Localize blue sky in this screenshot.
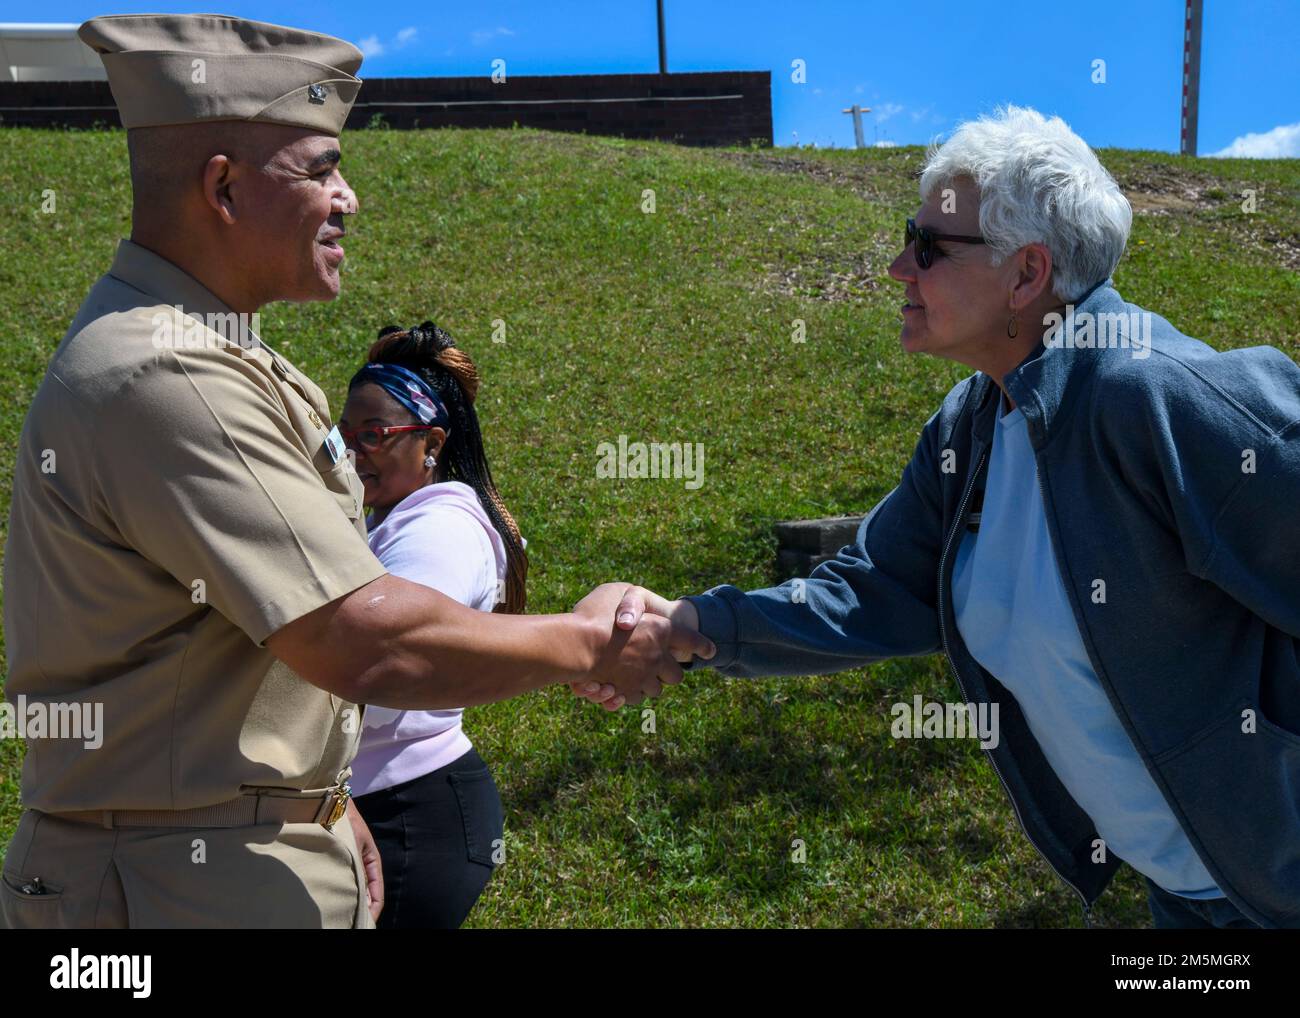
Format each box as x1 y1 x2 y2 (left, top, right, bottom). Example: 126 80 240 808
26 0 1300 155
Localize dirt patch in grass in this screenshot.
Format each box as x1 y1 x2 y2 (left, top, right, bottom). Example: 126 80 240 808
1126 191 1200 213
718 149 922 208
763 256 888 304
726 148 1300 279
719 151 913 304
1110 163 1235 214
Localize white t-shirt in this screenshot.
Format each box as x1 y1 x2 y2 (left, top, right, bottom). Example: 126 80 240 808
348 481 509 796
952 402 1220 898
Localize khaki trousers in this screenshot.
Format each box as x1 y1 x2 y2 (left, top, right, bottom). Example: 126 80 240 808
1 809 374 929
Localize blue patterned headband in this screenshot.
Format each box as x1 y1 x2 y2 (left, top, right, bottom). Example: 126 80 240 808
349 362 450 430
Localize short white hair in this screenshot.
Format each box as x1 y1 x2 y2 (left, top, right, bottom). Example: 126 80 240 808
919 105 1132 302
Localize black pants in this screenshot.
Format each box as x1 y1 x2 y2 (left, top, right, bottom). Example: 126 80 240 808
1144 877 1262 929
352 746 504 929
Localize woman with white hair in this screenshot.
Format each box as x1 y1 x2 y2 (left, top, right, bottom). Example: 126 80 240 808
582 106 1300 929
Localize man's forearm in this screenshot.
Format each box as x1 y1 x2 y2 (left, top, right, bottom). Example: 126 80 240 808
270 573 603 708
355 595 601 709
271 574 698 710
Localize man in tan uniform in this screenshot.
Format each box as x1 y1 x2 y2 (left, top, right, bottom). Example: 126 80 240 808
1 13 712 929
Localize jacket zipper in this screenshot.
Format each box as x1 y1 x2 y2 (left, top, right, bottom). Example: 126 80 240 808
937 440 1094 924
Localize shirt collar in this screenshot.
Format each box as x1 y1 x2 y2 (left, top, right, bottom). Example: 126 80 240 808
971 278 1124 448
107 237 274 364
108 238 238 318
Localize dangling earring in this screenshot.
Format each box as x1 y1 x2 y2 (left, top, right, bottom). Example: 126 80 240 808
1006 310 1019 339
424 454 436 468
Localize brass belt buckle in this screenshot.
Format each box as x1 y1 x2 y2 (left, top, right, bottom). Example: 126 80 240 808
324 783 351 831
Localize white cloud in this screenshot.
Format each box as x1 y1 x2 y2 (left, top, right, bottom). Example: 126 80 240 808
910 104 933 122
874 140 898 148
471 26 516 46
358 27 420 61
1209 121 1300 158
875 102 905 123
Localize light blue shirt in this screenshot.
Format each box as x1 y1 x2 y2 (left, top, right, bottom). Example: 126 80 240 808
952 398 1222 899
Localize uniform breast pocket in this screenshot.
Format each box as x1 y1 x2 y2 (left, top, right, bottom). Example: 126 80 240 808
317 456 364 524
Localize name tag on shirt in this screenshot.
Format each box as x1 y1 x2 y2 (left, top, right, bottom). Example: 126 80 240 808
324 425 347 465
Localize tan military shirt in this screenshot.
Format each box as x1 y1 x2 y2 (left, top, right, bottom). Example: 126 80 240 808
3 238 388 813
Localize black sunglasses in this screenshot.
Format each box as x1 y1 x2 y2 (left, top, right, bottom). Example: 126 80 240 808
906 217 986 269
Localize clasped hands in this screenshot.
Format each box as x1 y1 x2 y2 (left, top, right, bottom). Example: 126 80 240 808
569 583 712 711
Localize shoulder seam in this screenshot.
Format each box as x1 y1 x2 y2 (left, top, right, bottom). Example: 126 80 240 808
1135 344 1287 440
1199 429 1288 577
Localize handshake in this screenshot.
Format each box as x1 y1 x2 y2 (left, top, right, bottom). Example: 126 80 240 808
567 583 714 711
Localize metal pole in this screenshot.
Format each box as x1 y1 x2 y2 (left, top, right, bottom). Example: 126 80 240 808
657 0 667 75
1180 0 1203 156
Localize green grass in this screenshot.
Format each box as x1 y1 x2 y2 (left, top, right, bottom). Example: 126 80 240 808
1 126 1296 927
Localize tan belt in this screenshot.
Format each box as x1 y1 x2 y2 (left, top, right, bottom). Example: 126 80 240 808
42 784 353 832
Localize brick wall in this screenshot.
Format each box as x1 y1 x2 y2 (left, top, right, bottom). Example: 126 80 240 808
0 71 772 147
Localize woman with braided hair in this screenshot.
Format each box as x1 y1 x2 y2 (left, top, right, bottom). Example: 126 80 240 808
339 320 527 928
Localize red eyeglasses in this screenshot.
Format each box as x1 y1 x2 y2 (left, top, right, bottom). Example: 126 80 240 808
339 424 433 453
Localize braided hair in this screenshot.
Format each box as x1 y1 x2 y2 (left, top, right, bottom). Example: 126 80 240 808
356 321 528 614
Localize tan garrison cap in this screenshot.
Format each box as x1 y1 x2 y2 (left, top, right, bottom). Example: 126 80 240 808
78 13 363 134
